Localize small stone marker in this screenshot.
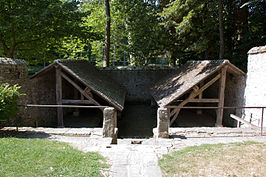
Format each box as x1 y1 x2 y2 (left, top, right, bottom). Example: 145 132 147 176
103 107 117 138
157 107 169 138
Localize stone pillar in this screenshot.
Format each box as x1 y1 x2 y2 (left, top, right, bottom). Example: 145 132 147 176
244 46 266 127
103 107 117 138
156 107 169 138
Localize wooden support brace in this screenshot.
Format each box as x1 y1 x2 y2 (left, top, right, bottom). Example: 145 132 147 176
230 114 259 129
170 73 222 125
73 84 79 115
60 72 104 111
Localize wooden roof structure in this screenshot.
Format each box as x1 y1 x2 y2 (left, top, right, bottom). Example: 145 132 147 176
151 60 244 107
150 60 245 126
31 59 126 112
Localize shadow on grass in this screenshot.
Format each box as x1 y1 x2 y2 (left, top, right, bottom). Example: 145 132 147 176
0 129 50 139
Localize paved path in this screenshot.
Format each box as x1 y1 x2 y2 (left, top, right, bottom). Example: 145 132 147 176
49 135 266 177
1 127 266 177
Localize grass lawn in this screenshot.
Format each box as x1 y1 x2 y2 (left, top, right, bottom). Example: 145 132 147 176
159 141 266 177
0 138 107 177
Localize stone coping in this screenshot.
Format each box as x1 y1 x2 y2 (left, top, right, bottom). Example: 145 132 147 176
0 57 27 65
248 46 266 55
1 127 103 137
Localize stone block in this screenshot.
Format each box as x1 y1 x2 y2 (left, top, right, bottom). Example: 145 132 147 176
103 107 117 138
156 107 169 138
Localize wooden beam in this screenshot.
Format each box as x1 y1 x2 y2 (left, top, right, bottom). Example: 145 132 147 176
85 86 91 93
173 99 219 103
216 67 227 127
199 82 204 99
230 114 259 130
170 73 222 125
84 86 93 98
62 99 93 104
170 73 221 118
22 104 108 108
73 85 79 114
60 72 104 111
189 99 220 103
56 67 64 127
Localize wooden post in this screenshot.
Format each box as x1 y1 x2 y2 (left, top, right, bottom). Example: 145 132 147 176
73 86 79 117
216 66 227 127
197 82 204 115
56 67 64 127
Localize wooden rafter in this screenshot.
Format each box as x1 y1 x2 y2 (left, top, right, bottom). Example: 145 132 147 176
169 72 222 125
60 72 104 111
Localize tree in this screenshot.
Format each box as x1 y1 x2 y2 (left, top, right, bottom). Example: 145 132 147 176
160 0 220 65
104 0 111 67
219 0 225 59
0 0 89 59
114 0 165 66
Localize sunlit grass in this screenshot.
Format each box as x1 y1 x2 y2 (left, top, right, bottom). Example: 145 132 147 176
159 141 266 177
0 138 107 177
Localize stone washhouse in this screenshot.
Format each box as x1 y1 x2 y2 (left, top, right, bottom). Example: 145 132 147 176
0 46 265 139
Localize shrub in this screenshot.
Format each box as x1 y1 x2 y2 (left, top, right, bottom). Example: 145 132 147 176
0 83 23 121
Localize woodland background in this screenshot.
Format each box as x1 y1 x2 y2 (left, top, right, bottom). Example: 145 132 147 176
0 0 265 71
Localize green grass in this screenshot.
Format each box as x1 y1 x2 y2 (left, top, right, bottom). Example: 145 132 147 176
159 141 266 177
0 138 108 177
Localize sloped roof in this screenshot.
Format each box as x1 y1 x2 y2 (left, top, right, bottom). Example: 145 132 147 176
31 59 126 111
150 60 245 107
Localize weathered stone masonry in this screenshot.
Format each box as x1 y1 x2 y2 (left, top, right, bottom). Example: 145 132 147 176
0 58 57 127
243 46 266 127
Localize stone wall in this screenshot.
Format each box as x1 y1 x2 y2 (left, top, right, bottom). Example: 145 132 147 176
243 46 266 127
224 73 246 126
0 58 57 127
0 58 33 126
100 67 178 103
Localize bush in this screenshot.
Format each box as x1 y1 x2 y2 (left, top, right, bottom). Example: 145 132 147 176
0 83 23 121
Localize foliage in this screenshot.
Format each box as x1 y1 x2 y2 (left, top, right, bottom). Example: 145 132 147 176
0 83 23 121
0 0 264 68
0 0 93 60
159 0 220 65
0 138 108 177
114 0 165 66
160 0 265 70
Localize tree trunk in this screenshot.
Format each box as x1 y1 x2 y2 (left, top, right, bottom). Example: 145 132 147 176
104 0 111 67
219 0 225 59
236 0 248 42
160 0 170 9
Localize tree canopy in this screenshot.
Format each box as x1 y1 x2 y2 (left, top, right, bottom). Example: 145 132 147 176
0 0 265 70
